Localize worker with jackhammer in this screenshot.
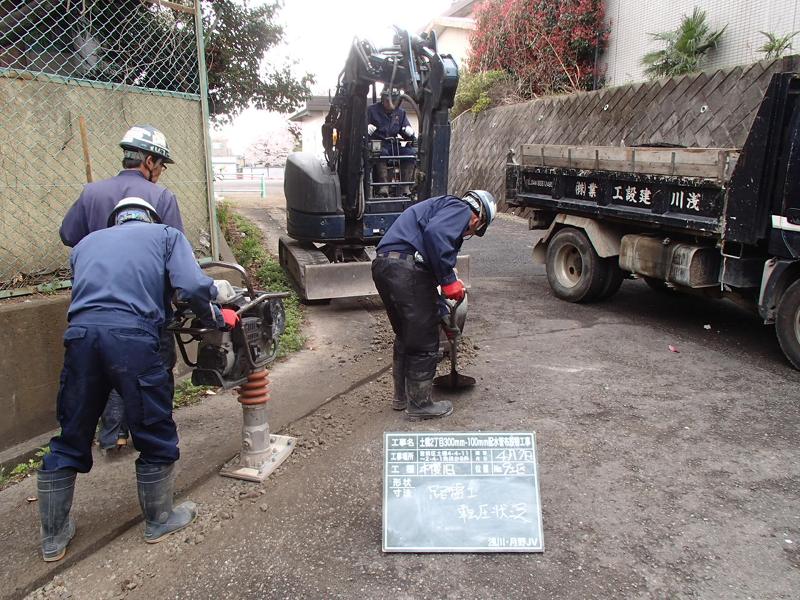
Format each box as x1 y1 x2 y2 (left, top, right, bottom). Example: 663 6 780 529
37 198 238 562
371 190 497 419
60 125 184 452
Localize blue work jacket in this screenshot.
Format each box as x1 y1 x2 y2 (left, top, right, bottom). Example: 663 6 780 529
377 195 471 286
60 170 184 247
367 103 416 155
68 221 221 335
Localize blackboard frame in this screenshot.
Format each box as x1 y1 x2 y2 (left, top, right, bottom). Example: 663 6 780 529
382 431 544 553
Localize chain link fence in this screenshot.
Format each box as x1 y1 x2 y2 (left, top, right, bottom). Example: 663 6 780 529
0 0 215 293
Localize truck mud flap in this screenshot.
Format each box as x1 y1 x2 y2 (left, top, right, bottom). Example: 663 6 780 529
532 214 622 264
279 236 471 301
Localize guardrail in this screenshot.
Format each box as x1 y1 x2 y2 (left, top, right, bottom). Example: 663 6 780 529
213 170 284 198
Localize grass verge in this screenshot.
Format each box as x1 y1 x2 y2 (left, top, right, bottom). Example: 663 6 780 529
174 380 214 409
217 202 304 357
0 446 49 490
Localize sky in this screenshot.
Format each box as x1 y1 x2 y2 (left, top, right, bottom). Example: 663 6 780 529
217 0 456 154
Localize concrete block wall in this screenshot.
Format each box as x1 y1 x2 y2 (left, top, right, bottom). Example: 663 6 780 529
447 55 800 210
0 265 243 454
0 296 69 449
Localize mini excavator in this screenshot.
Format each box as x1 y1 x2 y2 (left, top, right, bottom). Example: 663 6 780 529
280 26 468 301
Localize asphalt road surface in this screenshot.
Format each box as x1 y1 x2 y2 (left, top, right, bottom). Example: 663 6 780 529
24 210 800 600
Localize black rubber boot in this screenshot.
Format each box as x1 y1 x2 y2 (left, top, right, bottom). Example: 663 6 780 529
405 371 452 420
374 162 389 197
37 469 77 562
136 462 196 543
392 343 407 411
400 161 415 196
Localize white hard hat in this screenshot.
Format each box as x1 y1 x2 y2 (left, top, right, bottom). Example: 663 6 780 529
120 124 174 164
462 190 497 236
107 197 161 227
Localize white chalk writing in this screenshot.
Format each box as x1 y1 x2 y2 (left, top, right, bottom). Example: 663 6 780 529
457 502 532 524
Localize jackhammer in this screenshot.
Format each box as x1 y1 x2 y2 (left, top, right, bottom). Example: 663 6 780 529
168 261 295 482
434 295 476 390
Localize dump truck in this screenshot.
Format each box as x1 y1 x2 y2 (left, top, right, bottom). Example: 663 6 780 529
505 72 800 369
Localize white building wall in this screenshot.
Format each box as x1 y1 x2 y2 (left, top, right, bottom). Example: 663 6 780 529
602 0 800 86
211 158 238 176
436 28 473 70
300 114 326 155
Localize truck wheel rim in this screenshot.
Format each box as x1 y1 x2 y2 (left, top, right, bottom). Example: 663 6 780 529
554 244 582 288
795 306 800 345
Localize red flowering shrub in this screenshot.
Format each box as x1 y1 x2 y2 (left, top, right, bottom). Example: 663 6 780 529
469 0 608 97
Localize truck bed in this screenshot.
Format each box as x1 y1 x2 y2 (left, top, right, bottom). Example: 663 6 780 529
506 144 741 237
520 144 739 181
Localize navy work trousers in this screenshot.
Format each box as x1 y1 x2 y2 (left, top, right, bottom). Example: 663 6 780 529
98 330 176 449
43 324 178 473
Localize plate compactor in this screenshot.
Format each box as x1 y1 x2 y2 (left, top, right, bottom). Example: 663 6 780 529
168 261 294 482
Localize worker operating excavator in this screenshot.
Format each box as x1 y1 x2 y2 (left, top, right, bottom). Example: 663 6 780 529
281 27 460 302
367 88 417 197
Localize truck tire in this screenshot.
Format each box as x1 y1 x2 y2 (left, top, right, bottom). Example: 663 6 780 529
597 258 626 300
545 227 606 302
775 279 800 369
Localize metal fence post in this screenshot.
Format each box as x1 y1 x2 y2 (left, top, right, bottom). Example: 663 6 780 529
260 174 266 199
194 2 221 259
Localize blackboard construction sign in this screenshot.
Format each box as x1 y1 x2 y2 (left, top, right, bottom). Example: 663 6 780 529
383 432 543 553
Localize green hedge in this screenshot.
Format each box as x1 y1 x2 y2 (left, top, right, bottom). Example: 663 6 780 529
217 203 304 356
452 70 516 117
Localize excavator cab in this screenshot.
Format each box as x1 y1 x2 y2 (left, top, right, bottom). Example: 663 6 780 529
368 135 416 199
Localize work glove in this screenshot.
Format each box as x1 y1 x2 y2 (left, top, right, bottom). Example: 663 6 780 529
441 279 466 302
402 125 415 139
214 279 237 304
221 308 240 330
367 124 377 136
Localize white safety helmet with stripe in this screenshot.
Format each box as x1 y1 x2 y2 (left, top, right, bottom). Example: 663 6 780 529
120 124 175 164
461 190 497 236
108 197 162 227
